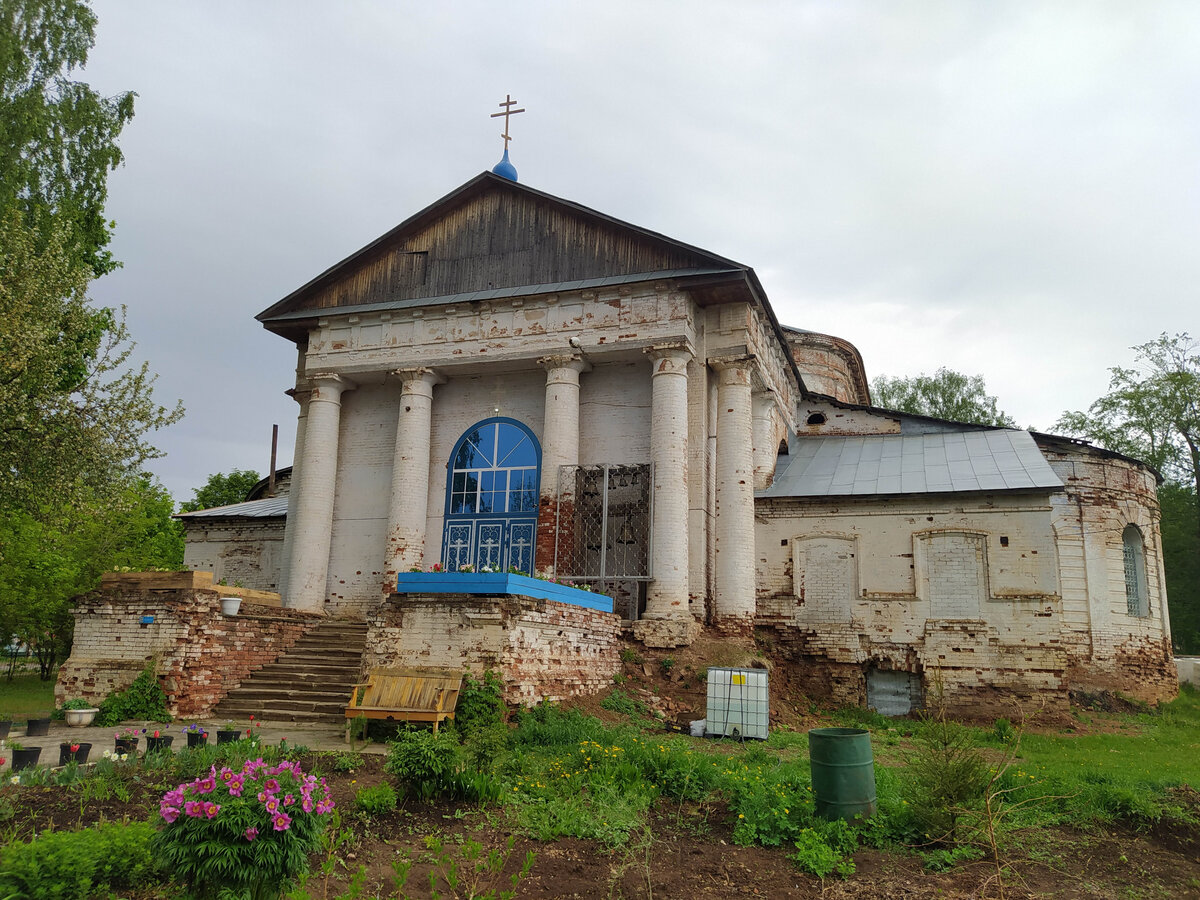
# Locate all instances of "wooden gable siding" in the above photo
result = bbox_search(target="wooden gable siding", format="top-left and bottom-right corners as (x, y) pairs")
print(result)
(295, 191), (713, 312)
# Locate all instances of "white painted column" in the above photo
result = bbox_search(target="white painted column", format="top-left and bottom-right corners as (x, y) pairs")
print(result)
(751, 391), (777, 491)
(383, 368), (444, 587)
(634, 343), (700, 648)
(284, 374), (354, 612)
(539, 355), (589, 499)
(537, 355), (589, 575)
(713, 358), (757, 628)
(277, 385), (310, 598)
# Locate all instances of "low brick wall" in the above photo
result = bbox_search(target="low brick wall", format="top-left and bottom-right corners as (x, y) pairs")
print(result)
(56, 587), (321, 718)
(364, 593), (622, 705)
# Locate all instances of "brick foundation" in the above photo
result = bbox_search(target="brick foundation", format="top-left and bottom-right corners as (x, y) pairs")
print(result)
(56, 587), (321, 718)
(363, 592), (621, 705)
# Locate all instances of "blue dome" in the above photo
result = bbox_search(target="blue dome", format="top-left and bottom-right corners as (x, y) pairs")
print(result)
(492, 148), (518, 182)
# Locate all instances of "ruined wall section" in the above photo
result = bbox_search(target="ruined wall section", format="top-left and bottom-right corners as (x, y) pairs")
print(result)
(784, 330), (871, 405)
(1036, 439), (1176, 703)
(754, 493), (1072, 716)
(183, 520), (285, 592)
(56, 588), (319, 717)
(363, 593), (621, 706)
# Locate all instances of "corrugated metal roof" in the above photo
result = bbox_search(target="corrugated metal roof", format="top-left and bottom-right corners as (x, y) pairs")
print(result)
(259, 267), (739, 322)
(759, 429), (1064, 499)
(175, 496), (288, 519)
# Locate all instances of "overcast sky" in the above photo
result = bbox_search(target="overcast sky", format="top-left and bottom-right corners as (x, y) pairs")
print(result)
(79, 1), (1199, 504)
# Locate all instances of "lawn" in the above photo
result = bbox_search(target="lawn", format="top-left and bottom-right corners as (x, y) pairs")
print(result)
(0, 672), (56, 720)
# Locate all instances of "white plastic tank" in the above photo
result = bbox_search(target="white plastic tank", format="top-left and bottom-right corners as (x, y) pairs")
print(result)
(705, 667), (769, 740)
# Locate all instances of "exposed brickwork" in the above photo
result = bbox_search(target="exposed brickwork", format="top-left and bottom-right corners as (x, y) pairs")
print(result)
(56, 587), (321, 717)
(363, 592), (621, 705)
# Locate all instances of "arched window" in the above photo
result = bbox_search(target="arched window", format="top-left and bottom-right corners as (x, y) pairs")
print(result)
(1122, 524), (1149, 618)
(442, 418), (540, 574)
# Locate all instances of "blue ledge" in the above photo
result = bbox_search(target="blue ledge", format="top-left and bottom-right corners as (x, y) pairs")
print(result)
(395, 572), (613, 613)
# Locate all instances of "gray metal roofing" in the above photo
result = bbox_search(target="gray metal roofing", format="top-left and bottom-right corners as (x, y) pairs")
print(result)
(759, 429), (1064, 499)
(260, 267), (740, 322)
(174, 496), (289, 519)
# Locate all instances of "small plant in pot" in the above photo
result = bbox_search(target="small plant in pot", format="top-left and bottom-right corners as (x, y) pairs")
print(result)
(114, 726), (145, 754)
(61, 697), (100, 727)
(58, 741), (92, 765)
(183, 723), (209, 748)
(25, 716), (51, 736)
(145, 727), (174, 753)
(10, 742), (41, 771)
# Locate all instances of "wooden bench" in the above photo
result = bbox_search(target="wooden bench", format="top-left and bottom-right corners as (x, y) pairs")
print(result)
(344, 667), (463, 741)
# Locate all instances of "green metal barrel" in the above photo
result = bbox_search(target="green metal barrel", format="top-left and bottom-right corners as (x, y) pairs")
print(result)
(808, 727), (877, 821)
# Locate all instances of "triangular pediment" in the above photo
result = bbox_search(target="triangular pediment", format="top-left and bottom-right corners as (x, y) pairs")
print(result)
(257, 173), (744, 325)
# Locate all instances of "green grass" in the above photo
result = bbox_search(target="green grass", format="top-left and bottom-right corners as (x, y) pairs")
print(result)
(0, 672), (56, 718)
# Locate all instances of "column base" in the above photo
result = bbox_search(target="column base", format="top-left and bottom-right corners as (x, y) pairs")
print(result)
(631, 615), (702, 649)
(709, 614), (756, 641)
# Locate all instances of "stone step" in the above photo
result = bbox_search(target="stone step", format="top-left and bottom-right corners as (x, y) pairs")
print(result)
(248, 675), (360, 689)
(225, 687), (352, 703)
(253, 662), (362, 677)
(216, 698), (347, 716)
(277, 651), (363, 663)
(213, 707), (345, 726)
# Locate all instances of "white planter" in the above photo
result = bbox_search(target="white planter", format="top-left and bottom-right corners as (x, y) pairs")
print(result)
(220, 596), (242, 616)
(64, 708), (99, 727)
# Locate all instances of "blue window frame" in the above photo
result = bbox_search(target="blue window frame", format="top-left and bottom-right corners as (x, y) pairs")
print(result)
(441, 418), (540, 574)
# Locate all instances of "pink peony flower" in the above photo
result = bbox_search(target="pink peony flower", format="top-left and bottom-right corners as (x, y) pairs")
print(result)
(244, 826), (259, 842)
(272, 812), (292, 831)
(284, 794), (295, 806)
(204, 802), (220, 819)
(184, 801), (204, 818)
(160, 806), (180, 823)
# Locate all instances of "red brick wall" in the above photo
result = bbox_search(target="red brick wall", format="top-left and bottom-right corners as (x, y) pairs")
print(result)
(56, 588), (321, 718)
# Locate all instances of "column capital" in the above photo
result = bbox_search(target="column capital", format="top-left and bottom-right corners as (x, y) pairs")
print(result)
(285, 386), (312, 405)
(391, 366), (445, 385)
(391, 367), (446, 396)
(538, 354), (591, 376)
(645, 341), (695, 376)
(710, 354), (756, 386)
(308, 373), (355, 403)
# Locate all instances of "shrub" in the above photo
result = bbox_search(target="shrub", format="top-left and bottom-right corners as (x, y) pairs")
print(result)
(96, 661), (171, 727)
(512, 704), (605, 748)
(384, 728), (462, 801)
(354, 783), (397, 817)
(788, 820), (857, 879)
(0, 821), (161, 900)
(153, 757), (336, 899)
(454, 670), (506, 738)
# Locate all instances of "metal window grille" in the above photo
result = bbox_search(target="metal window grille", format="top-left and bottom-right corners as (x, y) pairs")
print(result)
(553, 464), (652, 620)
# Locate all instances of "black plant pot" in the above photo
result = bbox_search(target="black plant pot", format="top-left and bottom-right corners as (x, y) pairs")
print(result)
(145, 735), (174, 753)
(25, 718), (50, 736)
(58, 742), (92, 765)
(12, 747), (41, 771)
(186, 730), (209, 748)
(0, 720), (11, 740)
(216, 729), (241, 745)
(114, 737), (139, 755)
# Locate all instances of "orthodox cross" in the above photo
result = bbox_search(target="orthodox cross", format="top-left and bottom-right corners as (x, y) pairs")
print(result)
(491, 94), (525, 150)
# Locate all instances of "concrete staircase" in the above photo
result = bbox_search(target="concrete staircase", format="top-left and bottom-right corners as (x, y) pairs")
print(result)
(213, 620), (368, 726)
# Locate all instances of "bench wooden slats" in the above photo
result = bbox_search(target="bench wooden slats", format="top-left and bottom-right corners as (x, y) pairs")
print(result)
(344, 667), (463, 739)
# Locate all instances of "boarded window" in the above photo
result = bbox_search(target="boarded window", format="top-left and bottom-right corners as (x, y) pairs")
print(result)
(866, 668), (922, 716)
(792, 536), (857, 621)
(920, 532), (988, 618)
(1122, 524), (1149, 617)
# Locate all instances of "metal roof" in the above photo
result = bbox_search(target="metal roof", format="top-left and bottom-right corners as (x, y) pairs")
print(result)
(175, 496), (288, 519)
(759, 429), (1064, 499)
(259, 267), (740, 323)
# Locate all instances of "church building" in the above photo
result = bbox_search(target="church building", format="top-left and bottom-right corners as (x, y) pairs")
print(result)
(178, 159), (1176, 714)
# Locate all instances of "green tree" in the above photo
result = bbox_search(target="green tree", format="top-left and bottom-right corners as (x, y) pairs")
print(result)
(0, 477), (183, 679)
(179, 469), (262, 513)
(1056, 334), (1200, 653)
(870, 368), (1017, 427)
(0, 210), (182, 511)
(1, 0), (135, 276)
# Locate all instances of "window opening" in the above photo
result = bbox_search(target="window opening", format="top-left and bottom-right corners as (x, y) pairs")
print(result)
(1122, 524), (1149, 617)
(442, 418), (540, 574)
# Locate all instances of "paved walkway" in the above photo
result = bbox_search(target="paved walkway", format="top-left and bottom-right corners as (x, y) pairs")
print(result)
(3, 716), (386, 770)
